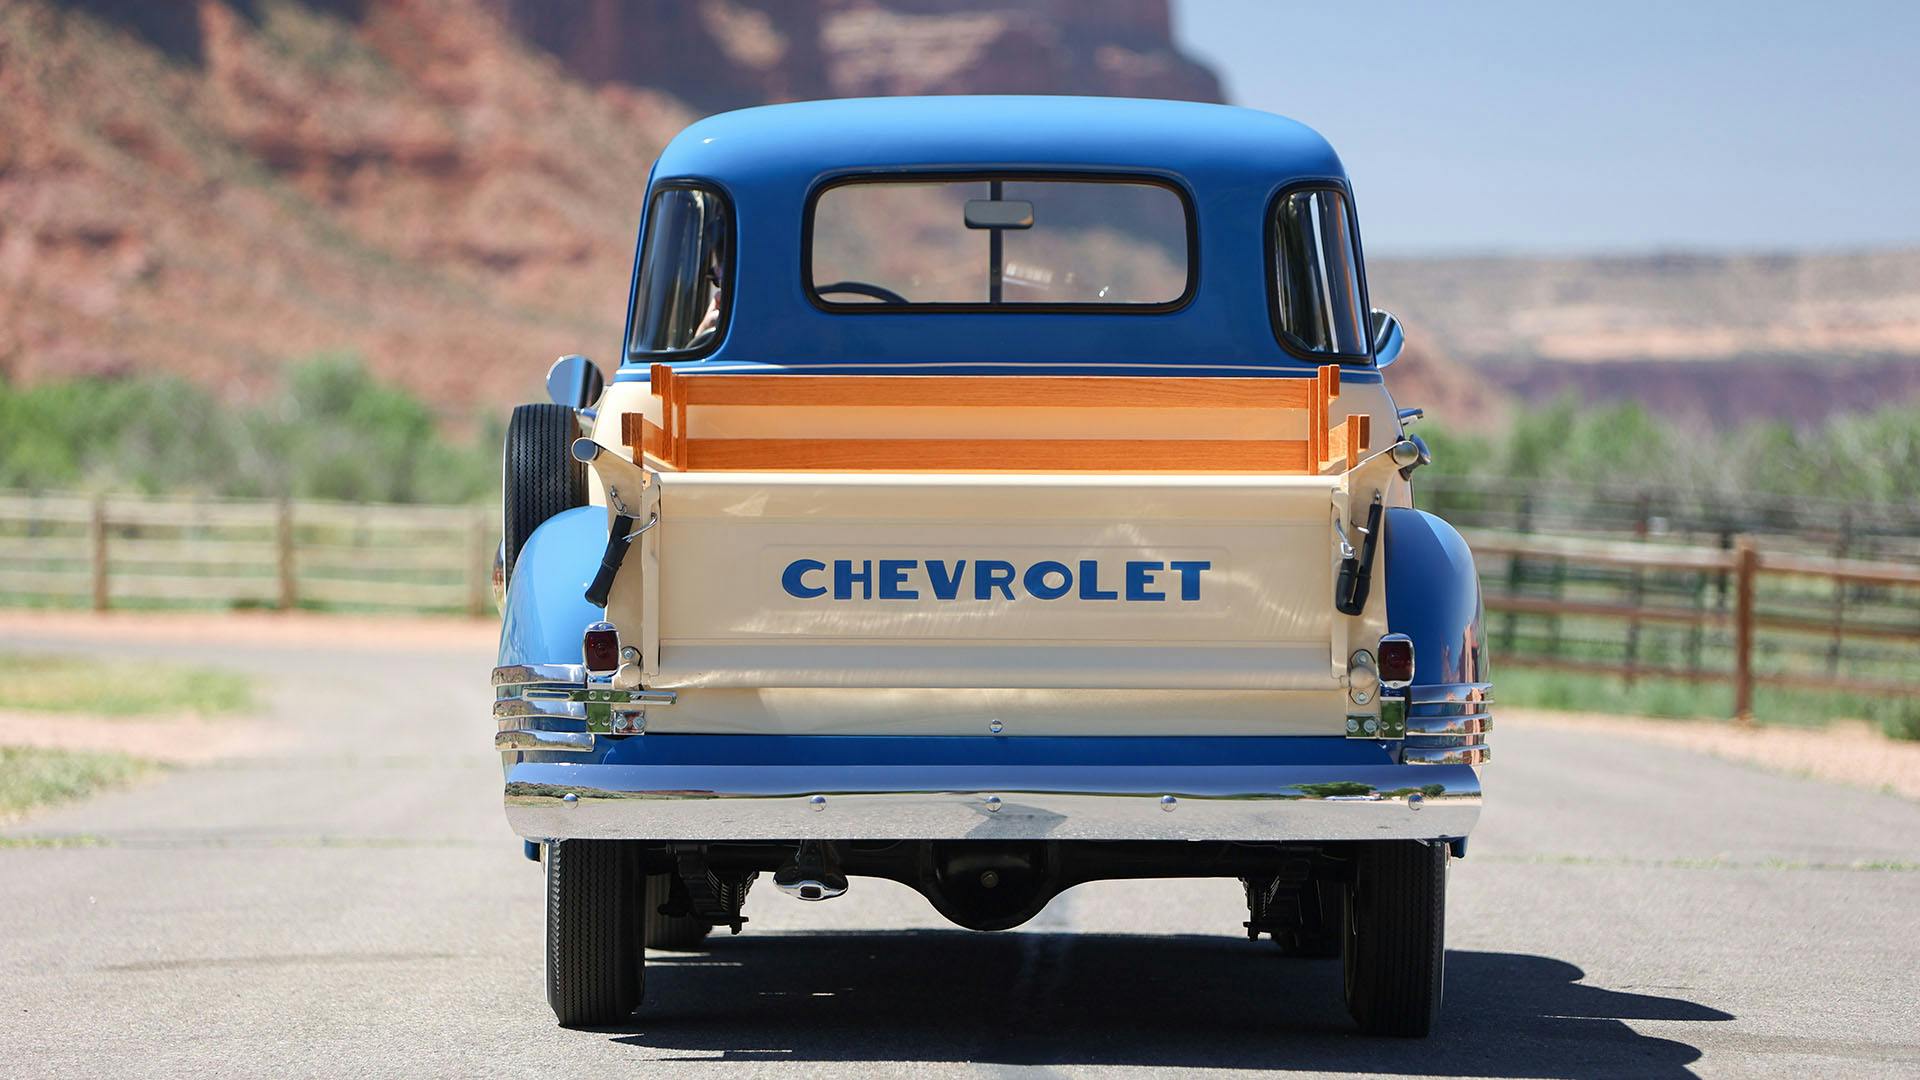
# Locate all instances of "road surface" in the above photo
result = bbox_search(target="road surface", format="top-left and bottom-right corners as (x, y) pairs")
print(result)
(3, 621), (1917, 1078)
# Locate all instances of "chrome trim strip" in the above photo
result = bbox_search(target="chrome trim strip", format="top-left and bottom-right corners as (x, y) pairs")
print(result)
(493, 663), (586, 688)
(1403, 733), (1488, 749)
(496, 730), (596, 752)
(503, 761), (1481, 842)
(1408, 682), (1494, 705)
(1402, 745), (1490, 766)
(1404, 712), (1492, 736)
(494, 698), (587, 724)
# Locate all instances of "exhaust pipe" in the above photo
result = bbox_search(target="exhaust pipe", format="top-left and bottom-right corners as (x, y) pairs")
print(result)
(773, 840), (847, 902)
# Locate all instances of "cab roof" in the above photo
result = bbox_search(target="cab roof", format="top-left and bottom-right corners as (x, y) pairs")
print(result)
(623, 96), (1374, 379)
(652, 96), (1348, 187)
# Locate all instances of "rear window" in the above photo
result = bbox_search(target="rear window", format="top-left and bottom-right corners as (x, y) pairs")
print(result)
(808, 177), (1192, 310)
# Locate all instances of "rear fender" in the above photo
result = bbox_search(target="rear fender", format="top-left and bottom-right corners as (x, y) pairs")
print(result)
(498, 505), (607, 667)
(1382, 508), (1488, 686)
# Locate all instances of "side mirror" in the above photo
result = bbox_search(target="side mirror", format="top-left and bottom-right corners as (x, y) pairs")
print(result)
(1369, 310), (1405, 368)
(1390, 432), (1432, 479)
(546, 355), (606, 410)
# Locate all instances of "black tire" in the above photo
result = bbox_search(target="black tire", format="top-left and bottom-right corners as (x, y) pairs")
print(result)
(643, 873), (712, 951)
(1274, 879), (1343, 958)
(545, 840), (642, 1028)
(1343, 840), (1446, 1037)
(502, 403), (586, 588)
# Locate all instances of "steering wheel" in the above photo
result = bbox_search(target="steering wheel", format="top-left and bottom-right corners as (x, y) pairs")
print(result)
(815, 280), (911, 305)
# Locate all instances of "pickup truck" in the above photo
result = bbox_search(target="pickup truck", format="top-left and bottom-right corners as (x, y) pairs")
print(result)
(493, 96), (1489, 1037)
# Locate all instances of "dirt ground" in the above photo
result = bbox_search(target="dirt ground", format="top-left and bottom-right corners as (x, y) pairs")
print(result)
(1509, 708), (1920, 801)
(0, 609), (498, 651)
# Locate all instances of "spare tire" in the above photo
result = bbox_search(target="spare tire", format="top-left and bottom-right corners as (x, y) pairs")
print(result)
(502, 403), (586, 589)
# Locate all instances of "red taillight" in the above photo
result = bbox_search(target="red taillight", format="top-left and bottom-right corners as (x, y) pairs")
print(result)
(1378, 633), (1414, 689)
(583, 621), (621, 677)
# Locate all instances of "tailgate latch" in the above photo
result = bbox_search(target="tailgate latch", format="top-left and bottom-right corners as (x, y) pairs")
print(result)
(1334, 492), (1383, 616)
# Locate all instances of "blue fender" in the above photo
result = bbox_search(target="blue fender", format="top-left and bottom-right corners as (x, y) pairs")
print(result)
(497, 505), (608, 667)
(1383, 508), (1489, 686)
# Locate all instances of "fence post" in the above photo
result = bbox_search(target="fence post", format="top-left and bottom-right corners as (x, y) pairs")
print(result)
(467, 508), (492, 617)
(1733, 537), (1757, 726)
(276, 498), (297, 611)
(89, 494), (109, 611)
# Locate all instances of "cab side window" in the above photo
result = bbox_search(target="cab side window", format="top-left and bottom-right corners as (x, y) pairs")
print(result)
(629, 185), (731, 356)
(1270, 187), (1368, 358)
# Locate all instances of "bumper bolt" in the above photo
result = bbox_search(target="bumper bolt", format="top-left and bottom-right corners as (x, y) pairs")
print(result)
(1160, 795), (1178, 812)
(807, 795), (827, 812)
(1363, 718), (1380, 735)
(561, 793), (578, 805)
(1407, 793), (1424, 811)
(983, 795), (1002, 813)
(988, 718), (1004, 734)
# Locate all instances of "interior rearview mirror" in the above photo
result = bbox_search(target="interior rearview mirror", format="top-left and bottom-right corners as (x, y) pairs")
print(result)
(963, 199), (1035, 230)
(546, 354), (606, 410)
(1369, 310), (1405, 368)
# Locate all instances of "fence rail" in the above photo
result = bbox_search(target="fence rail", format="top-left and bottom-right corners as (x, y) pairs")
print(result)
(1420, 475), (1920, 563)
(1470, 531), (1920, 716)
(0, 491), (496, 615)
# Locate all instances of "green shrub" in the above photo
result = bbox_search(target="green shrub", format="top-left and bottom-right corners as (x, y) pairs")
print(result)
(0, 356), (498, 504)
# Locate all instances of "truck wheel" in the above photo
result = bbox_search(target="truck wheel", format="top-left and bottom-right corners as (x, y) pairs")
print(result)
(1275, 879), (1343, 958)
(546, 840), (642, 1028)
(643, 873), (712, 950)
(1343, 840), (1446, 1037)
(502, 403), (585, 588)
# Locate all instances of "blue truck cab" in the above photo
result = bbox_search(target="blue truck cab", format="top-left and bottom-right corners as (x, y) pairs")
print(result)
(493, 97), (1488, 1035)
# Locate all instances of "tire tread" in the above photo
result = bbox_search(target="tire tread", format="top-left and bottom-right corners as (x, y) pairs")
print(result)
(1344, 840), (1446, 1037)
(545, 840), (641, 1028)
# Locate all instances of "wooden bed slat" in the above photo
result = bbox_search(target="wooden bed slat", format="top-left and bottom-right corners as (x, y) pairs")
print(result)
(676, 374), (1315, 409)
(1329, 413), (1372, 472)
(627, 366), (1354, 474)
(686, 438), (1311, 473)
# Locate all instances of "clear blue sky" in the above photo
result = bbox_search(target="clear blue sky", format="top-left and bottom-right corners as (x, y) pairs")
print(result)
(1173, 0), (1920, 255)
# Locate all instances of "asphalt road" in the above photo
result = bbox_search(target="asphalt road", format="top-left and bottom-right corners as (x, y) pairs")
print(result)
(4, 625), (1918, 1079)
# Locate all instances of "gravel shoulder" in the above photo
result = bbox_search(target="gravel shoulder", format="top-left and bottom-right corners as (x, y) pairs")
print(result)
(1510, 707), (1920, 802)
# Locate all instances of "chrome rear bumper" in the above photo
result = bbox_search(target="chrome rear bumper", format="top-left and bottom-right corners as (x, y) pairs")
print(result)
(503, 755), (1480, 842)
(496, 666), (1487, 842)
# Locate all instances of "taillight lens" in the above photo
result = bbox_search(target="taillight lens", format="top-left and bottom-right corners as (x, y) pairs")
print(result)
(1378, 633), (1414, 689)
(583, 621), (621, 677)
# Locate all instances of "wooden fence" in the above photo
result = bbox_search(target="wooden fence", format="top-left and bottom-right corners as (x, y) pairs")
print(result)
(1420, 475), (1920, 563)
(2, 488), (1915, 717)
(0, 491), (496, 615)
(1473, 531), (1920, 718)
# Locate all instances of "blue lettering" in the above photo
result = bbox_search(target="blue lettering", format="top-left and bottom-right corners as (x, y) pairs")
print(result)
(1125, 561), (1165, 601)
(1024, 560), (1072, 600)
(834, 559), (873, 600)
(976, 560), (1016, 600)
(926, 559), (967, 601)
(782, 558), (827, 598)
(878, 559), (918, 600)
(1078, 559), (1118, 600)
(1169, 560), (1211, 601)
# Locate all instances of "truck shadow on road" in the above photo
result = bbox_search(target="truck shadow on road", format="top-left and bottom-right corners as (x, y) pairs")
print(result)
(612, 931), (1730, 1076)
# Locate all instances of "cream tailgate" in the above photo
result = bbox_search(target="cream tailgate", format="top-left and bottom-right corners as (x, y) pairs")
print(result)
(604, 468), (1390, 736)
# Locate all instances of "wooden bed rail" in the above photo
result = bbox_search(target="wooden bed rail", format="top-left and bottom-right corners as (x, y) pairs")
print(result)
(621, 363), (1370, 473)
